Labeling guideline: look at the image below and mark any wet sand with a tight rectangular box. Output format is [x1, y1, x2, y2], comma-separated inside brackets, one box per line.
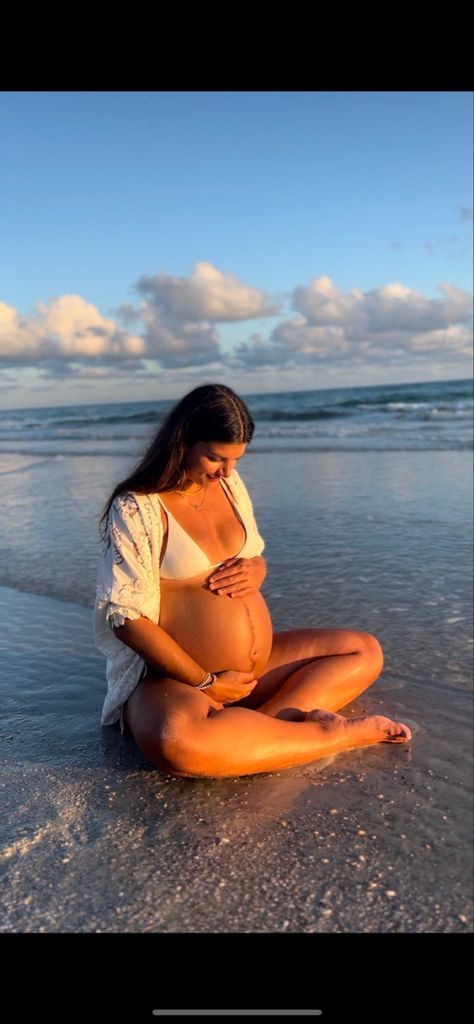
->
[1, 584, 471, 934]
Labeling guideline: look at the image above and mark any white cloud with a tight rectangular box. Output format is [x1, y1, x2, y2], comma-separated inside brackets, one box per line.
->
[1, 269, 471, 381]
[294, 275, 363, 326]
[406, 324, 473, 355]
[274, 321, 349, 356]
[135, 261, 278, 322]
[293, 276, 471, 333]
[0, 295, 144, 364]
[232, 276, 473, 370]
[125, 261, 280, 368]
[139, 315, 221, 368]
[1, 262, 278, 373]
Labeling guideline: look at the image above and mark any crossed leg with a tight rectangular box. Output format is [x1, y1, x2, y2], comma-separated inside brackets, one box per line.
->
[123, 627, 411, 778]
[234, 627, 384, 720]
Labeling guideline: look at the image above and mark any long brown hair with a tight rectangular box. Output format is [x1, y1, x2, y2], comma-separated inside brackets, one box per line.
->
[99, 383, 255, 539]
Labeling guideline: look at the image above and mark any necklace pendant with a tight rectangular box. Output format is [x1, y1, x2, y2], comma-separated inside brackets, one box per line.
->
[172, 483, 207, 510]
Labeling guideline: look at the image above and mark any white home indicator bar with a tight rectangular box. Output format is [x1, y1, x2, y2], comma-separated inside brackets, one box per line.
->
[152, 1012, 322, 1017]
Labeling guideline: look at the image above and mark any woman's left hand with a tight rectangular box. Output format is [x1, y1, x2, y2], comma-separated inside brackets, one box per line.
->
[207, 556, 266, 598]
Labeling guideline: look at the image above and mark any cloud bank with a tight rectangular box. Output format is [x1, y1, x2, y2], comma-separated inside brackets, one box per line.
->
[0, 295, 144, 365]
[230, 276, 472, 370]
[0, 265, 472, 380]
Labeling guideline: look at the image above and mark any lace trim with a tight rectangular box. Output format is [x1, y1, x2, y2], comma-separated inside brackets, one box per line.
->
[105, 605, 148, 629]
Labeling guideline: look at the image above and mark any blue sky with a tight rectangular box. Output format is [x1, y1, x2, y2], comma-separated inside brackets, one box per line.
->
[0, 91, 472, 409]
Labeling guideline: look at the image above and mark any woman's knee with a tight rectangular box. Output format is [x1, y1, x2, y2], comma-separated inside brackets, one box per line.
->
[157, 707, 227, 777]
[360, 632, 384, 673]
[125, 683, 207, 774]
[130, 710, 196, 774]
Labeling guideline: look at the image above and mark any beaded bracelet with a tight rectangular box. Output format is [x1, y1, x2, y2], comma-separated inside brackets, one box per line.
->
[195, 671, 217, 691]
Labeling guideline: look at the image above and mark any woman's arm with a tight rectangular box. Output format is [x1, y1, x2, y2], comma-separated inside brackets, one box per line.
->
[113, 616, 208, 687]
[114, 616, 259, 708]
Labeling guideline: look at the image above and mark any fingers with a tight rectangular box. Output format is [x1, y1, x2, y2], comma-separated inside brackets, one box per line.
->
[209, 571, 246, 591]
[209, 559, 250, 587]
[210, 577, 244, 593]
[210, 578, 252, 596]
[221, 589, 253, 598]
[209, 559, 240, 580]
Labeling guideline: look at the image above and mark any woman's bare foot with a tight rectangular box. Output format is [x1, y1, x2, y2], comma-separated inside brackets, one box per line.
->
[305, 708, 412, 747]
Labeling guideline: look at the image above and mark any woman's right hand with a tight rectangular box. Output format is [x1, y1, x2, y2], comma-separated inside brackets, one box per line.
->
[206, 669, 257, 704]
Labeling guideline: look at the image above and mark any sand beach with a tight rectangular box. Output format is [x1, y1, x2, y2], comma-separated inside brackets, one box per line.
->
[1, 385, 472, 934]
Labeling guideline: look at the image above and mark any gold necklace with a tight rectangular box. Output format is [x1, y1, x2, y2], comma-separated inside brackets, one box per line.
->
[171, 482, 207, 511]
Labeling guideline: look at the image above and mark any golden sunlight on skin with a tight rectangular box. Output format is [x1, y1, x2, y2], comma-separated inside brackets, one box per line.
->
[157, 440, 272, 679]
[121, 439, 412, 778]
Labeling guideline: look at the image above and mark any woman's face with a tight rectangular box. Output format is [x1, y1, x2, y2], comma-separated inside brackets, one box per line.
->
[183, 440, 247, 488]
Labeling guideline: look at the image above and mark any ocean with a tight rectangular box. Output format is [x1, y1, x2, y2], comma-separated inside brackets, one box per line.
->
[1, 376, 472, 932]
[0, 377, 472, 611]
[0, 377, 471, 462]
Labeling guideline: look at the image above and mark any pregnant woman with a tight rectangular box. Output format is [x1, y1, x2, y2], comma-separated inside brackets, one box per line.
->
[94, 383, 411, 777]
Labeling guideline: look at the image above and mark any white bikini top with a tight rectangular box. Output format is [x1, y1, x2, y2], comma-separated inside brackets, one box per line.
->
[154, 476, 260, 580]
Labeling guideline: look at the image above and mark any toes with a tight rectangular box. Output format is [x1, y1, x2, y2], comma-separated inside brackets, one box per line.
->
[383, 722, 411, 743]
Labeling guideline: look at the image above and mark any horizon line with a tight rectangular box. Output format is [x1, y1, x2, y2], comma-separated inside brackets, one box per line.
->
[1, 375, 471, 414]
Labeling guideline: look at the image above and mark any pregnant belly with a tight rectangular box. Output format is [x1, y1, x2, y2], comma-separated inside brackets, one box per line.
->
[159, 575, 273, 677]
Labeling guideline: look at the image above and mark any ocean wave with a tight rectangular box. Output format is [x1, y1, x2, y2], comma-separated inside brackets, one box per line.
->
[4, 401, 470, 433]
[0, 442, 471, 457]
[1, 380, 471, 452]
[50, 410, 164, 428]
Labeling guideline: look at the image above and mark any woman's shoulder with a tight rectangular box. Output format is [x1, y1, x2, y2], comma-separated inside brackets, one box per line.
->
[113, 488, 158, 507]
[111, 490, 148, 521]
[230, 467, 249, 496]
[229, 467, 243, 487]
[112, 490, 163, 534]
[112, 489, 140, 509]
[227, 468, 255, 510]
